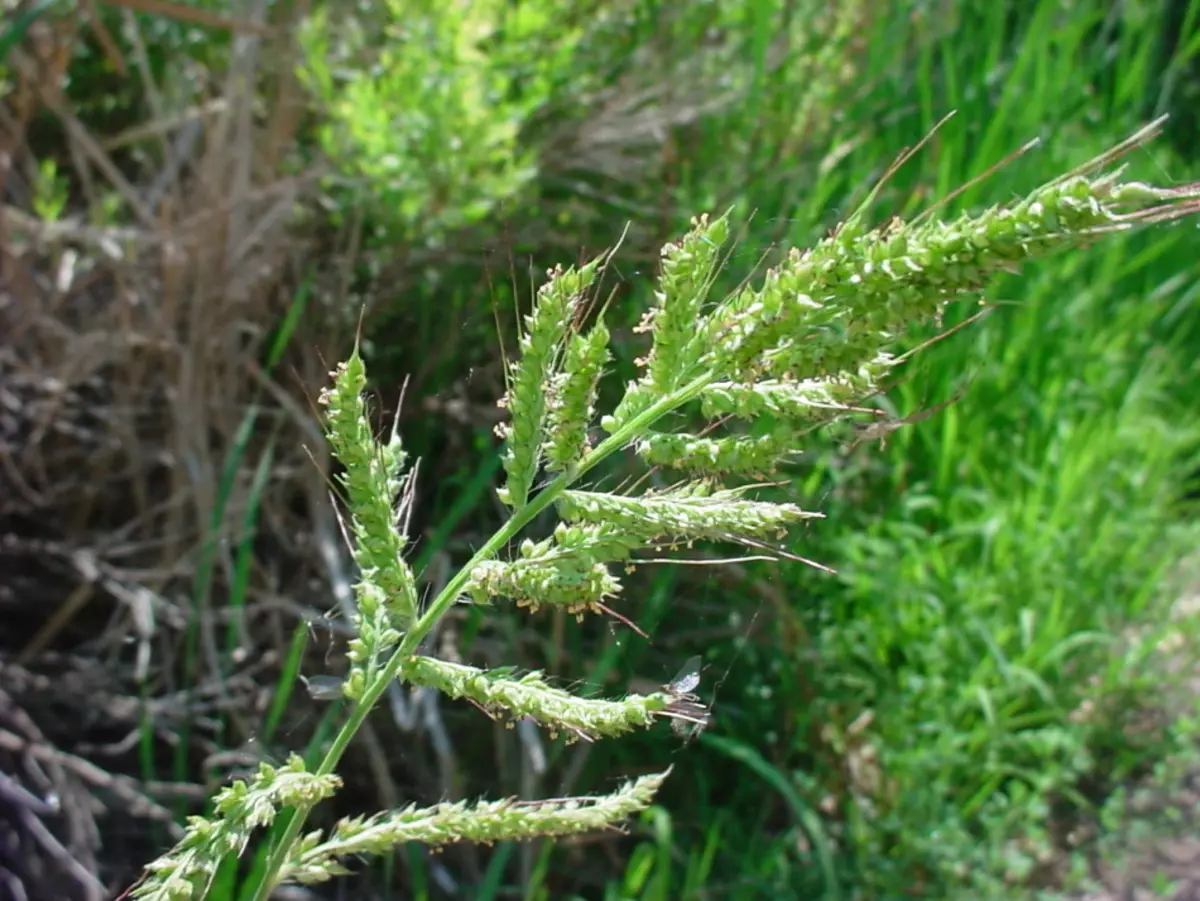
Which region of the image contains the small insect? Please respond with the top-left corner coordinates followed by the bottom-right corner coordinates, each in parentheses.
top-left (845, 387), bottom-right (967, 453)
top-left (301, 674), bottom-right (346, 701)
top-left (663, 656), bottom-right (710, 742)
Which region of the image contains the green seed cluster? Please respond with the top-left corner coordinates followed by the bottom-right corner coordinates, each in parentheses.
top-left (644, 214), bottom-right (730, 394)
top-left (558, 484), bottom-right (819, 545)
top-left (700, 365), bottom-right (888, 422)
top-left (498, 259), bottom-right (601, 508)
top-left (318, 349), bottom-right (418, 659)
top-left (708, 175), bottom-right (1185, 386)
top-left (543, 318), bottom-right (611, 472)
top-left (136, 756), bottom-right (341, 900)
top-left (607, 214), bottom-right (730, 431)
top-left (400, 656), bottom-right (671, 740)
top-left (636, 426), bottom-right (801, 476)
top-left (283, 771), bottom-right (669, 883)
top-left (464, 521), bottom-right (637, 615)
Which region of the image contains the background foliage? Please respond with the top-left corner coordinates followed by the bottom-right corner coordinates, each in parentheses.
top-left (2, 0), bottom-right (1199, 899)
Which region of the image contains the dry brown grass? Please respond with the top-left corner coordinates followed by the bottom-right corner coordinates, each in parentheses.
top-left (0, 6), bottom-right (364, 896)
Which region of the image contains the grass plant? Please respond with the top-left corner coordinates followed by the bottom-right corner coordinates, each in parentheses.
top-left (132, 123), bottom-right (1200, 899)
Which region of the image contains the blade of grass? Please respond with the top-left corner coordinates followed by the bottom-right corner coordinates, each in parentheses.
top-left (225, 440), bottom-right (275, 659)
top-left (701, 733), bottom-right (840, 901)
top-left (261, 623), bottom-right (308, 746)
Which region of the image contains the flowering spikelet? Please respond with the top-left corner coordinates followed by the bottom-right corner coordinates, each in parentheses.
top-left (643, 214), bottom-right (730, 394)
top-left (281, 771), bottom-right (670, 884)
top-left (498, 259), bottom-right (602, 508)
top-left (400, 656), bottom-right (680, 740)
top-left (706, 172), bottom-right (1200, 385)
top-left (699, 362), bottom-right (890, 421)
top-left (543, 317), bottom-right (611, 472)
top-left (319, 347), bottom-right (419, 647)
top-left (464, 522), bottom-right (637, 615)
top-left (135, 756), bottom-right (340, 900)
top-left (558, 483), bottom-right (819, 546)
top-left (605, 214), bottom-right (729, 431)
top-left (636, 427), bottom-right (801, 476)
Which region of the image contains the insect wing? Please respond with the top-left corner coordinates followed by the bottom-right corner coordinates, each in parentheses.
top-left (667, 655), bottom-right (702, 696)
top-left (302, 675), bottom-right (345, 701)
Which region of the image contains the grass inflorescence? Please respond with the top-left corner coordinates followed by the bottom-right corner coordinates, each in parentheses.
top-left (133, 125), bottom-right (1200, 900)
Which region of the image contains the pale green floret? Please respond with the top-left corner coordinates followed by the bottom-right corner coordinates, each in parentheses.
top-left (600, 381), bottom-right (654, 434)
top-left (400, 656), bottom-right (672, 739)
top-left (467, 555), bottom-right (622, 614)
top-left (281, 771), bottom-right (669, 884)
top-left (700, 363), bottom-right (890, 422)
top-left (464, 521), bottom-right (638, 614)
top-left (499, 258), bottom-right (602, 508)
top-left (558, 484), bottom-right (819, 545)
top-left (135, 756), bottom-right (341, 900)
top-left (606, 214), bottom-right (729, 430)
top-left (644, 214), bottom-right (730, 394)
top-left (544, 317), bottom-right (611, 472)
top-left (706, 174), bottom-right (1196, 384)
top-left (318, 348), bottom-right (419, 647)
top-left (637, 427), bottom-right (801, 476)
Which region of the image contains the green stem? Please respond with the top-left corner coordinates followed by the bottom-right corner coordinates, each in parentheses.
top-left (249, 372), bottom-right (712, 900)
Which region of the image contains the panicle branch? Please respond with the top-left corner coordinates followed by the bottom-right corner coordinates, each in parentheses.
top-left (706, 169), bottom-right (1200, 392)
top-left (544, 317), bottom-right (612, 472)
top-left (319, 347), bottom-right (419, 673)
top-left (498, 258), bottom-right (603, 508)
top-left (134, 757), bottom-right (341, 900)
top-left (636, 426), bottom-right (801, 476)
top-left (558, 483), bottom-right (820, 546)
top-left (463, 521), bottom-right (636, 616)
top-left (399, 656), bottom-right (683, 740)
top-left (281, 771), bottom-right (670, 884)
top-left (605, 214), bottom-right (730, 431)
top-left (699, 365), bottom-right (890, 422)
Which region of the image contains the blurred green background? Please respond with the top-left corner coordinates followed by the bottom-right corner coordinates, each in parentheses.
top-left (3, 0), bottom-right (1200, 899)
